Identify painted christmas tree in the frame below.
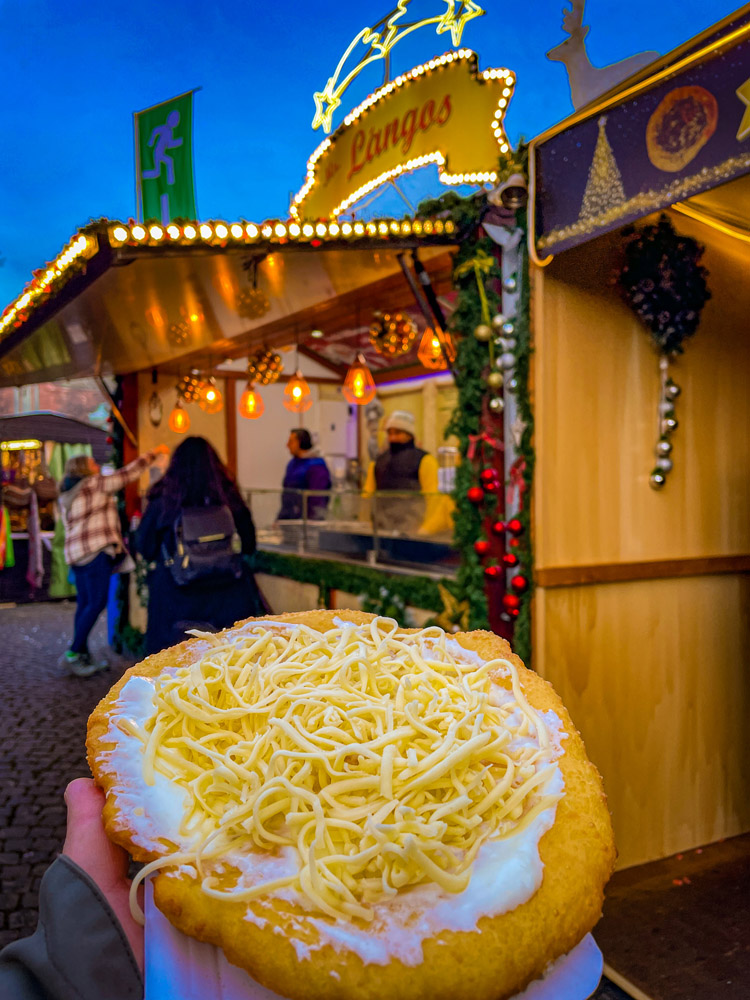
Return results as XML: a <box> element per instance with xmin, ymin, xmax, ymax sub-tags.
<box><xmin>579</xmin><ymin>116</ymin><xmax>626</xmax><ymax>220</ymax></box>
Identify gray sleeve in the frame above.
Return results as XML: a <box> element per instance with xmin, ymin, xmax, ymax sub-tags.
<box><xmin>0</xmin><ymin>855</ymin><xmax>143</xmax><ymax>1000</ymax></box>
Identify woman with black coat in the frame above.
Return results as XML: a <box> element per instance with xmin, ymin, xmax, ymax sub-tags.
<box><xmin>135</xmin><ymin>436</ymin><xmax>265</xmax><ymax>654</ymax></box>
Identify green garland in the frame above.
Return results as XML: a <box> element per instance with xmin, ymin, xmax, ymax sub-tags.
<box><xmin>417</xmin><ymin>165</ymin><xmax>535</xmax><ymax>662</ymax></box>
<box><xmin>254</xmin><ymin>550</ymin><xmax>457</xmax><ymax>624</ymax></box>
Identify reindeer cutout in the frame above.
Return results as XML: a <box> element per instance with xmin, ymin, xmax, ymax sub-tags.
<box><xmin>547</xmin><ymin>0</ymin><xmax>659</xmax><ymax>110</ymax></box>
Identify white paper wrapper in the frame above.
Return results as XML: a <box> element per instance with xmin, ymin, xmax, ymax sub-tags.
<box><xmin>144</xmin><ymin>880</ymin><xmax>603</xmax><ymax>1000</ymax></box>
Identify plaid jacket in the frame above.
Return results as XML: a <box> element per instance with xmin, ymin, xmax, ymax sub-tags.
<box><xmin>60</xmin><ymin>454</ymin><xmax>153</xmax><ymax>567</ymax></box>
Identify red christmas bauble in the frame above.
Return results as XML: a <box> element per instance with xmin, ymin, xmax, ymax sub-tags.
<box><xmin>510</xmin><ymin>574</ymin><xmax>528</xmax><ymax>593</ymax></box>
<box><xmin>474</xmin><ymin>539</ymin><xmax>491</xmax><ymax>557</ymax></box>
<box><xmin>480</xmin><ymin>468</ymin><xmax>498</xmax><ymax>484</ymax></box>
<box><xmin>502</xmin><ymin>593</ymin><xmax>521</xmax><ymax>611</ymax></box>
<box><xmin>506</xmin><ymin>518</ymin><xmax>523</xmax><ymax>534</ymax></box>
<box><xmin>502</xmin><ymin>553</ymin><xmax>519</xmax><ymax>567</ymax></box>
<box><xmin>106</xmin><ymin>436</ymin><xmax>114</xmax><ymax>445</ymax></box>
<box><xmin>483</xmin><ymin>479</ymin><xmax>500</xmax><ymax>493</ymax></box>
<box><xmin>509</xmin><ymin>608</ymin><xmax>520</xmax><ymax>618</ymax></box>
<box><xmin>484</xmin><ymin>565</ymin><xmax>502</xmax><ymax>579</ymax></box>
<box><xmin>509</xmin><ymin>537</ymin><xmax>521</xmax><ymax>548</ymax></box>
<box><xmin>467</xmin><ymin>487</ymin><xmax>485</xmax><ymax>504</ymax></box>
<box><xmin>491</xmin><ymin>520</ymin><xmax>506</xmax><ymax>536</ymax></box>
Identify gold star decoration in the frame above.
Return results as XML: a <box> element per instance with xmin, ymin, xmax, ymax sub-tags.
<box><xmin>311</xmin><ymin>0</ymin><xmax>486</xmax><ymax>133</ymax></box>
<box><xmin>736</xmin><ymin>77</ymin><xmax>750</xmax><ymax>141</ymax></box>
<box><xmin>437</xmin><ymin>0</ymin><xmax>485</xmax><ymax>46</ymax></box>
<box><xmin>433</xmin><ymin>583</ymin><xmax>471</xmax><ymax>633</ymax></box>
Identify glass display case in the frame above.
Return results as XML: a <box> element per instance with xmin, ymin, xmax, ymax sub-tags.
<box><xmin>245</xmin><ymin>487</ymin><xmax>458</xmax><ymax>575</ymax></box>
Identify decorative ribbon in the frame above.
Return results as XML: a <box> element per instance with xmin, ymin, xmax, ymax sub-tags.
<box><xmin>507</xmin><ymin>456</ymin><xmax>527</xmax><ymax>510</ymax></box>
<box><xmin>454</xmin><ymin>248</ymin><xmax>496</xmax><ymax>326</ymax></box>
<box><xmin>468</xmin><ymin>431</ymin><xmax>504</xmax><ymax>461</ymax></box>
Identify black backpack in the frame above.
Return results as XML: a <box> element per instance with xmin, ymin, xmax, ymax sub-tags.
<box><xmin>163</xmin><ymin>505</ymin><xmax>244</xmax><ymax>587</ymax></box>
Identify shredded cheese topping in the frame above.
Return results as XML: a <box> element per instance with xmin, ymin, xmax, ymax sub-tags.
<box><xmin>124</xmin><ymin>618</ymin><xmax>561</xmax><ymax>924</ymax></box>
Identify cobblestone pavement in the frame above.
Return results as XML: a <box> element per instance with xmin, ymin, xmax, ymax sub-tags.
<box><xmin>0</xmin><ymin>600</ymin><xmax>630</xmax><ymax>999</ymax></box>
<box><xmin>0</xmin><ymin>600</ymin><xmax>135</xmax><ymax>948</ymax></box>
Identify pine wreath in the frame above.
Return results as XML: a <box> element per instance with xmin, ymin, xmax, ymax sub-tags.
<box><xmin>619</xmin><ymin>214</ymin><xmax>710</xmax><ymax>355</ymax></box>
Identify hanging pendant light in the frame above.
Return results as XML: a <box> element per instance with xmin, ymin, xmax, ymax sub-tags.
<box><xmin>342</xmin><ymin>353</ymin><xmax>376</xmax><ymax>405</ymax></box>
<box><xmin>198</xmin><ymin>376</ymin><xmax>224</xmax><ymax>413</ymax></box>
<box><xmin>417</xmin><ymin>327</ymin><xmax>457</xmax><ymax>371</ymax></box>
<box><xmin>238</xmin><ymin>383</ymin><xmax>264</xmax><ymax>419</ymax></box>
<box><xmin>283</xmin><ymin>370</ymin><xmax>312</xmax><ymax>413</ymax></box>
<box><xmin>168</xmin><ymin>396</ymin><xmax>190</xmax><ymax>434</ymax></box>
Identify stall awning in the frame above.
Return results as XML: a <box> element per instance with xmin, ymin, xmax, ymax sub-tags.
<box><xmin>530</xmin><ymin>4</ymin><xmax>750</xmax><ymax>259</ymax></box>
<box><xmin>0</xmin><ymin>218</ymin><xmax>458</xmax><ymax>388</ymax></box>
<box><xmin>0</xmin><ymin>411</ymin><xmax>108</xmax><ymax>462</ymax></box>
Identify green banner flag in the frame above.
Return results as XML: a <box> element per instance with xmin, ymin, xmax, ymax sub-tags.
<box><xmin>135</xmin><ymin>91</ymin><xmax>197</xmax><ymax>223</ymax></box>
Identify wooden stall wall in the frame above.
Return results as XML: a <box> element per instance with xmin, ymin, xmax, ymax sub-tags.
<box><xmin>532</xmin><ymin>214</ymin><xmax>750</xmax><ymax>868</ymax></box>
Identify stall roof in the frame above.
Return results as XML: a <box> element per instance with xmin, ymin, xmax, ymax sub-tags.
<box><xmin>0</xmin><ymin>411</ymin><xmax>108</xmax><ymax>462</ymax></box>
<box><xmin>530</xmin><ymin>4</ymin><xmax>750</xmax><ymax>259</ymax></box>
<box><xmin>0</xmin><ymin>217</ymin><xmax>459</xmax><ymax>388</ymax></box>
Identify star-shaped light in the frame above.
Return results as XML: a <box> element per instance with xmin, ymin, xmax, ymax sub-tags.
<box><xmin>736</xmin><ymin>77</ymin><xmax>750</xmax><ymax>141</ymax></box>
<box><xmin>511</xmin><ymin>415</ymin><xmax>527</xmax><ymax>450</ymax></box>
<box><xmin>437</xmin><ymin>0</ymin><xmax>485</xmax><ymax>47</ymax></box>
<box><xmin>312</xmin><ymin>86</ymin><xmax>341</xmax><ymax>133</ymax></box>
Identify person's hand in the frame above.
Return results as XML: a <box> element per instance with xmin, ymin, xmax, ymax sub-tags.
<box><xmin>62</xmin><ymin>777</ymin><xmax>144</xmax><ymax>971</ymax></box>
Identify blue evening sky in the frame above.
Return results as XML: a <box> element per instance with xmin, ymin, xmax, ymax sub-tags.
<box><xmin>0</xmin><ymin>0</ymin><xmax>741</xmax><ymax>305</ymax></box>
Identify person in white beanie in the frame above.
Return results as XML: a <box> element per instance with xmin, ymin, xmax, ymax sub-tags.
<box><xmin>363</xmin><ymin>410</ymin><xmax>441</xmax><ymax>535</ymax></box>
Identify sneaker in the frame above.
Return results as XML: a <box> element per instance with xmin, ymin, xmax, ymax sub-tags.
<box><xmin>61</xmin><ymin>650</ymin><xmax>99</xmax><ymax>678</ymax></box>
<box><xmin>81</xmin><ymin>651</ymin><xmax>110</xmax><ymax>673</ymax></box>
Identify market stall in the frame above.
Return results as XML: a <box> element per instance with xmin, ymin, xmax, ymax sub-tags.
<box><xmin>525</xmin><ymin>5</ymin><xmax>750</xmax><ymax>868</ymax></box>
<box><xmin>0</xmin><ymin>411</ymin><xmax>108</xmax><ymax>602</ymax></box>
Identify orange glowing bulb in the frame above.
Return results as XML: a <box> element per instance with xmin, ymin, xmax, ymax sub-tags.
<box><xmin>168</xmin><ymin>400</ymin><xmax>190</xmax><ymax>433</ymax></box>
<box><xmin>342</xmin><ymin>354</ymin><xmax>376</xmax><ymax>405</ymax></box>
<box><xmin>417</xmin><ymin>327</ymin><xmax>456</xmax><ymax>371</ymax></box>
<box><xmin>238</xmin><ymin>385</ymin><xmax>264</xmax><ymax>419</ymax></box>
<box><xmin>283</xmin><ymin>371</ymin><xmax>312</xmax><ymax>413</ymax></box>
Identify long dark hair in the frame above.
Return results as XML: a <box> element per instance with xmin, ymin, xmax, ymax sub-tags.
<box><xmin>147</xmin><ymin>437</ymin><xmax>244</xmax><ymax>521</ymax></box>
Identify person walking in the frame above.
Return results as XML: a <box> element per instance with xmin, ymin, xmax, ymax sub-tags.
<box><xmin>135</xmin><ymin>436</ymin><xmax>264</xmax><ymax>655</ymax></box>
<box><xmin>58</xmin><ymin>446</ymin><xmax>168</xmax><ymax>677</ymax></box>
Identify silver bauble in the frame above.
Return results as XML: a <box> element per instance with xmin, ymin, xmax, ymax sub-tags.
<box><xmin>649</xmin><ymin>471</ymin><xmax>666</xmax><ymax>490</ymax></box>
<box><xmin>488</xmin><ymin>396</ymin><xmax>504</xmax><ymax>413</ymax></box>
<box><xmin>664</xmin><ymin>416</ymin><xmax>679</xmax><ymax>432</ymax></box>
<box><xmin>494</xmin><ymin>336</ymin><xmax>505</xmax><ymax>349</ymax></box>
<box><xmin>656</xmin><ymin>457</ymin><xmax>673</xmax><ymax>472</ymax></box>
<box><xmin>658</xmin><ymin>400</ymin><xmax>675</xmax><ymax>416</ymax></box>
<box><xmin>666</xmin><ymin>382</ymin><xmax>681</xmax><ymax>399</ymax></box>
<box><xmin>500</xmin><ymin>352</ymin><xmax>516</xmax><ymax>370</ymax></box>
<box><xmin>504</xmin><ymin>337</ymin><xmax>517</xmax><ymax>351</ymax></box>
<box><xmin>501</xmin><ymin>321</ymin><xmax>515</xmax><ymax>336</ymax></box>
<box><xmin>507</xmin><ymin>376</ymin><xmax>519</xmax><ymax>391</ymax></box>
<box><xmin>503</xmin><ymin>276</ymin><xmax>517</xmax><ymax>293</ymax></box>
<box><xmin>491</xmin><ymin>313</ymin><xmax>507</xmax><ymax>331</ymax></box>
<box><xmin>656</xmin><ymin>438</ymin><xmax>673</xmax><ymax>456</ymax></box>
<box><xmin>474</xmin><ymin>324</ymin><xmax>492</xmax><ymax>342</ymax></box>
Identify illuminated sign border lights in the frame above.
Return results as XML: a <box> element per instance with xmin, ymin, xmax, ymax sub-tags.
<box><xmin>0</xmin><ymin>439</ymin><xmax>42</xmax><ymax>451</ymax></box>
<box><xmin>291</xmin><ymin>49</ymin><xmax>515</xmax><ymax>221</ymax></box>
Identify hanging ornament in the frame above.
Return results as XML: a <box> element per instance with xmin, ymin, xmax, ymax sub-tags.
<box><xmin>283</xmin><ymin>371</ymin><xmax>313</xmax><ymax>413</ymax></box>
<box><xmin>168</xmin><ymin>397</ymin><xmax>190</xmax><ymax>434</ymax></box>
<box><xmin>246</xmin><ymin>348</ymin><xmax>283</xmax><ymax>386</ymax></box>
<box><xmin>198</xmin><ymin>377</ymin><xmax>224</xmax><ymax>414</ymax></box>
<box><xmin>479</xmin><ymin>468</ymin><xmax>498</xmax><ymax>485</ymax></box>
<box><xmin>473</xmin><ymin>324</ymin><xmax>492</xmax><ymax>342</ymax></box>
<box><xmin>502</xmin><ymin>553</ymin><xmax>519</xmax><ymax>567</ymax></box>
<box><xmin>491</xmin><ymin>313</ymin><xmax>507</xmax><ymax>331</ymax></box>
<box><xmin>506</xmin><ymin>518</ymin><xmax>523</xmax><ymax>534</ymax></box>
<box><xmin>502</xmin><ymin>593</ymin><xmax>521</xmax><ymax>611</ymax></box>
<box><xmin>466</xmin><ymin>486</ymin><xmax>485</xmax><ymax>504</ymax></box>
<box><xmin>369</xmin><ymin>311</ymin><xmax>416</xmax><ymax>357</ymax></box>
<box><xmin>237</xmin><ymin>288</ymin><xmax>270</xmax><ymax>319</ymax></box>
<box><xmin>238</xmin><ymin>384</ymin><xmax>264</xmax><ymax>419</ymax></box>
<box><xmin>488</xmin><ymin>397</ymin><xmax>504</xmax><ymax>414</ymax></box>
<box><xmin>167</xmin><ymin>321</ymin><xmax>190</xmax><ymax>347</ymax></box>
<box><xmin>473</xmin><ymin>539</ymin><xmax>491</xmax><ymax>557</ymax></box>
<box><xmin>491</xmin><ymin>520</ymin><xmax>506</xmax><ymax>536</ymax></box>
<box><xmin>510</xmin><ymin>575</ymin><xmax>528</xmax><ymax>593</ymax></box>
<box><xmin>503</xmin><ymin>276</ymin><xmax>517</xmax><ymax>293</ymax></box>
<box><xmin>238</xmin><ymin>257</ymin><xmax>270</xmax><ymax>319</ymax></box>
<box><xmin>649</xmin><ymin>356</ymin><xmax>681</xmax><ymax>490</ymax></box>
<box><xmin>486</xmin><ymin>371</ymin><xmax>503</xmax><ymax>390</ymax></box>
<box><xmin>417</xmin><ymin>327</ymin><xmax>456</xmax><ymax>370</ymax></box>
<box><xmin>484</xmin><ymin>565</ymin><xmax>502</xmax><ymax>579</ymax></box>
<box><xmin>342</xmin><ymin>354</ymin><xmax>376</xmax><ymax>405</ymax></box>
<box><xmin>176</xmin><ymin>372</ymin><xmax>203</xmax><ymax>403</ymax></box>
